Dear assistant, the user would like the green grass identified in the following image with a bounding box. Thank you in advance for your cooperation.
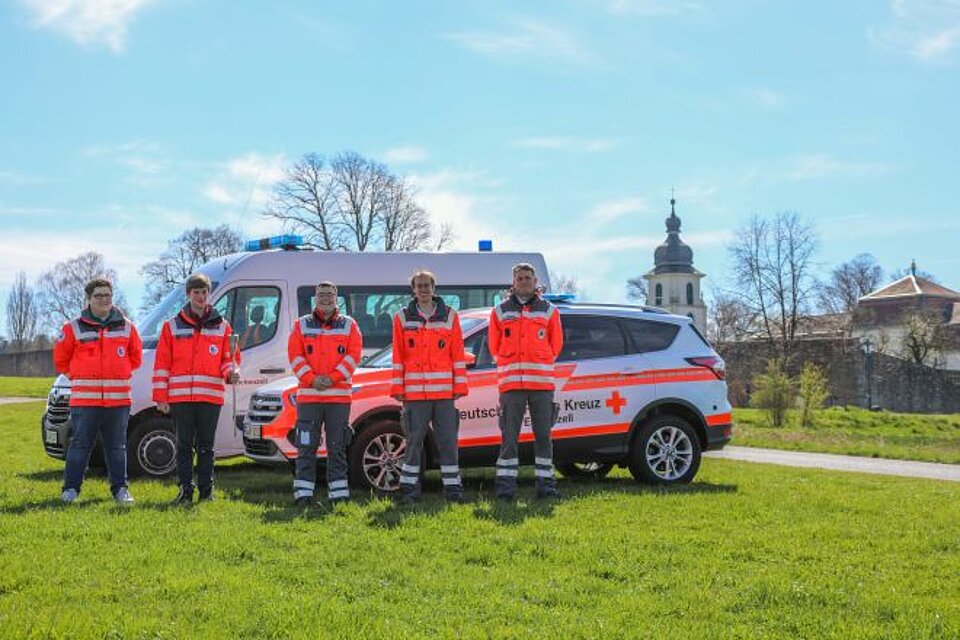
[1,402,959,639]
[0,376,55,398]
[734,406,960,464]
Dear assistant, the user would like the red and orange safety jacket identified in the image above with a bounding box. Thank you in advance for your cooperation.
[152,305,239,406]
[390,297,468,401]
[288,308,362,404]
[488,294,563,393]
[53,307,143,407]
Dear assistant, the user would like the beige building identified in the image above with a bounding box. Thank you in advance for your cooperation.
[643,198,707,332]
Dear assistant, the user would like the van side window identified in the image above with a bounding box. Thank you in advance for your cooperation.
[557,315,627,362]
[622,318,680,354]
[216,287,281,350]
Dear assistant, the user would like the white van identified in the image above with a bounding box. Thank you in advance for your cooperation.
[41,237,549,478]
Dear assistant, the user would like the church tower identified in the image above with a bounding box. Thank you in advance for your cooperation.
[643,198,707,332]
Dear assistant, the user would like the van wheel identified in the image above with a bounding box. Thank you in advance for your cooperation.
[349,420,407,493]
[628,415,701,485]
[556,462,614,479]
[127,416,177,478]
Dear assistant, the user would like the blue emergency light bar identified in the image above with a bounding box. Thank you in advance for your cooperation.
[244,235,303,252]
[543,293,576,303]
[478,239,493,252]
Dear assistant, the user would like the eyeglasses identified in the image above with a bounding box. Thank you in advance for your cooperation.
[91,293,113,300]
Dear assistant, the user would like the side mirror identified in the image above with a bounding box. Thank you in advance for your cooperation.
[464,351,477,369]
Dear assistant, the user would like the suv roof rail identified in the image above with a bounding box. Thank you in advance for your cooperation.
[552,300,673,315]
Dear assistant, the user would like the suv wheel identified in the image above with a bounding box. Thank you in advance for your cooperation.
[556,461,614,479]
[629,415,701,485]
[127,416,177,478]
[349,420,407,493]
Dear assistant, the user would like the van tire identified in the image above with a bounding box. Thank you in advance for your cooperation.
[348,420,407,493]
[628,414,701,485]
[127,415,177,478]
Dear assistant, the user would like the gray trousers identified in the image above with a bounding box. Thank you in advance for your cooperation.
[496,390,558,498]
[399,399,463,499]
[293,402,352,501]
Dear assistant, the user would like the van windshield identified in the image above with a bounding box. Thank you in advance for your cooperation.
[138,281,219,349]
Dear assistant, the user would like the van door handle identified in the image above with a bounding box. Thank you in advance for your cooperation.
[260,367,286,374]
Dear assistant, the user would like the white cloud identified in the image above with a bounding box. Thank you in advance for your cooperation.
[786,154,893,181]
[869,0,960,62]
[443,20,596,66]
[382,146,429,165]
[83,140,168,181]
[750,88,787,108]
[201,152,289,237]
[512,136,619,152]
[20,0,154,53]
[607,0,704,16]
[588,197,650,223]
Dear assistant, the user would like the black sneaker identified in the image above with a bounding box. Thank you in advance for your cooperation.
[294,496,312,507]
[445,493,468,504]
[198,488,215,502]
[172,487,194,505]
[397,493,420,506]
[495,493,515,503]
[536,488,561,500]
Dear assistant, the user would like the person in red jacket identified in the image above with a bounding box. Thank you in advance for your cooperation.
[288,281,362,506]
[54,278,143,505]
[153,273,240,505]
[391,270,469,504]
[488,263,564,500]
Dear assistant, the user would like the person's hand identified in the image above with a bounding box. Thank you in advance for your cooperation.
[227,370,240,384]
[312,375,332,390]
[454,393,466,400]
[157,402,170,414]
[391,394,404,403]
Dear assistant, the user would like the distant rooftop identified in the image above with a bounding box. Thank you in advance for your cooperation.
[859,275,960,302]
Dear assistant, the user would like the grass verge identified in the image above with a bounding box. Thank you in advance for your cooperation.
[733,406,960,464]
[0,376,55,398]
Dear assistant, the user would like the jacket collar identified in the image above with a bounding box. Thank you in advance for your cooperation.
[79,306,124,328]
[312,306,340,327]
[178,303,223,328]
[406,296,447,322]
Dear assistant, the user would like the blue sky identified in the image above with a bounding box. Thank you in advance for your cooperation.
[2,0,959,325]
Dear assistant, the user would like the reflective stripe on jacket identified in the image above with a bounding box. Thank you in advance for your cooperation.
[390,297,468,401]
[488,294,563,393]
[152,305,239,406]
[53,308,143,407]
[287,309,363,404]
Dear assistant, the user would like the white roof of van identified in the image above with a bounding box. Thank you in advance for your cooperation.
[196,250,549,288]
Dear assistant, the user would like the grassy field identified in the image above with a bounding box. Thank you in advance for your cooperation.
[0,376,55,398]
[1,401,958,638]
[733,406,960,464]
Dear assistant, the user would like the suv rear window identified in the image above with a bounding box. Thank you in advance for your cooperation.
[557,315,627,362]
[622,318,680,354]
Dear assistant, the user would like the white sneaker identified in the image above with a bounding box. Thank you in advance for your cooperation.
[113,487,134,505]
[61,488,78,503]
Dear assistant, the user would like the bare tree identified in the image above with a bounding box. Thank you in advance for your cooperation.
[626,276,647,303]
[818,253,884,314]
[901,310,945,367]
[889,264,940,284]
[727,211,818,357]
[5,271,39,352]
[36,252,130,332]
[708,290,757,343]
[549,272,580,295]
[263,151,449,252]
[139,225,243,310]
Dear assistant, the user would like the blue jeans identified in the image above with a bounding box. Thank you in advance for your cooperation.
[63,406,130,495]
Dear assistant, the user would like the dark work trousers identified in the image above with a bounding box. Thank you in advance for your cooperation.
[293,402,352,501]
[495,390,558,498]
[171,402,221,495]
[399,399,463,500]
[63,406,130,496]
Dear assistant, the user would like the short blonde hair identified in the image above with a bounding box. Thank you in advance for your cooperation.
[409,270,436,288]
[316,281,338,292]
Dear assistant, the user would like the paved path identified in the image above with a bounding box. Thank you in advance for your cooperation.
[0,397,44,405]
[705,446,960,482]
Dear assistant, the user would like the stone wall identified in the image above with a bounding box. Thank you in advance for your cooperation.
[0,349,56,377]
[718,338,960,414]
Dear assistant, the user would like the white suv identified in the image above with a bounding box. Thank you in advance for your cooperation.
[242,302,732,491]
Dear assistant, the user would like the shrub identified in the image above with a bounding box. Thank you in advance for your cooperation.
[750,358,793,427]
[796,362,829,428]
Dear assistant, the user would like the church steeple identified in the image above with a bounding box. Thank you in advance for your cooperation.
[653,197,695,274]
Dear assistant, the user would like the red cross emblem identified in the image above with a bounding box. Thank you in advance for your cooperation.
[605,390,627,415]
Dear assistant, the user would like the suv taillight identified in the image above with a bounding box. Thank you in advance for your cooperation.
[686,356,725,380]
